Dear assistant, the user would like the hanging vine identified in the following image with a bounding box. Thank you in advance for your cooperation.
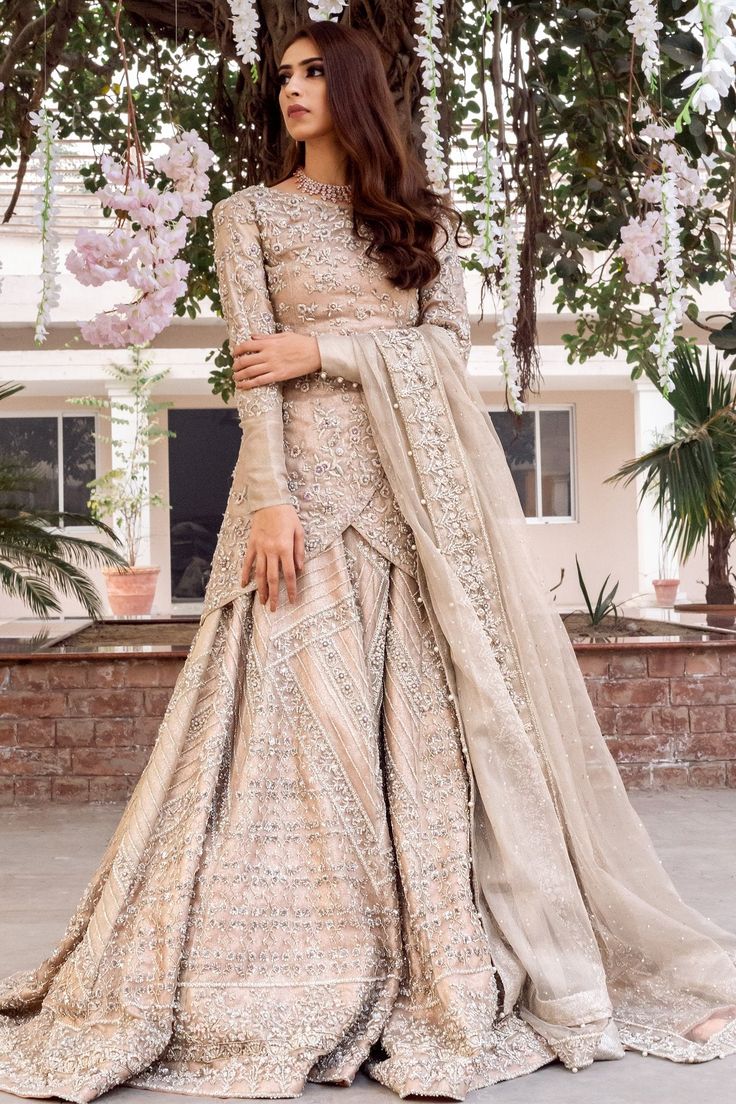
[1,1,736,409]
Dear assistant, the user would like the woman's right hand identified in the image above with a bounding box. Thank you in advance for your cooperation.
[241,504,305,612]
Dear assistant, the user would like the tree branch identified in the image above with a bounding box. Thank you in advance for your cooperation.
[0,3,60,89]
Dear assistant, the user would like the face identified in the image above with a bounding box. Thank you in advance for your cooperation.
[277,37,333,139]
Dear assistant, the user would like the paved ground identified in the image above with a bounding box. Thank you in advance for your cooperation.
[1,791,735,1104]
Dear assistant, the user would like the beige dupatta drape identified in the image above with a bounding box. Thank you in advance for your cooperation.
[337,319,736,1072]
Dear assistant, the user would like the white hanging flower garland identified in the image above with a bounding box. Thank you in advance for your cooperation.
[651,151,685,395]
[228,0,260,78]
[474,135,504,270]
[616,120,692,394]
[678,0,736,125]
[474,135,524,414]
[414,0,448,191]
[627,0,663,87]
[621,7,723,394]
[28,104,63,345]
[308,1,348,19]
[496,217,524,414]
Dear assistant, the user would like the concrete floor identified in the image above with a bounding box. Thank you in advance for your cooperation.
[1,791,735,1104]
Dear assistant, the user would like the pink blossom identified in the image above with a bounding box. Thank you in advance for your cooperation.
[65,227,135,285]
[68,130,212,346]
[617,211,663,284]
[153,130,214,218]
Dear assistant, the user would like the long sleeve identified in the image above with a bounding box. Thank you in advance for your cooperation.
[212,193,292,512]
[315,213,471,383]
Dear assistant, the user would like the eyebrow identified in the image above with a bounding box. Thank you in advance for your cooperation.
[277,56,323,72]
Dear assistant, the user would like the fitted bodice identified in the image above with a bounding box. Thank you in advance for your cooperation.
[254,184,420,337]
[227,185,415,562]
[202,182,471,619]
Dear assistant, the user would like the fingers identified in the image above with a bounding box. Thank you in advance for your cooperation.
[236,370,277,390]
[254,548,284,612]
[232,333,314,389]
[242,537,257,588]
[255,550,268,606]
[231,334,273,357]
[294,524,305,573]
[246,513,305,612]
[266,553,280,612]
[233,357,270,385]
[231,336,269,362]
[282,547,298,605]
[244,542,280,609]
[232,346,276,389]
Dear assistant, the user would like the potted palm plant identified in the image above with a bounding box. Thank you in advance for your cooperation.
[0,382,129,619]
[607,340,736,627]
[67,346,176,616]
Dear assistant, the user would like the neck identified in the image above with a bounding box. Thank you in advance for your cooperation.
[302,137,348,186]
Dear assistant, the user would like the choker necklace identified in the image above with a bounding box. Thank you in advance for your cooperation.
[294,166,352,203]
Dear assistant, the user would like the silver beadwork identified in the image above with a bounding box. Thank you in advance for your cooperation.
[294,166,352,203]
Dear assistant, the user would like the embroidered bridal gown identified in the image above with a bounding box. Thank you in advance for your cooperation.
[2,183,736,1103]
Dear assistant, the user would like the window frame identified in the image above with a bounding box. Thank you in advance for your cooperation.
[0,409,99,530]
[486,402,578,525]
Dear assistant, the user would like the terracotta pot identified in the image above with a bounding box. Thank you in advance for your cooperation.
[652,578,680,607]
[101,565,160,616]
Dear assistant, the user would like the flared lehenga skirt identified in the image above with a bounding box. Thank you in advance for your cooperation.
[0,524,557,1104]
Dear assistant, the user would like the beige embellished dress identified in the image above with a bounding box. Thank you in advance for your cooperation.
[2,182,736,1103]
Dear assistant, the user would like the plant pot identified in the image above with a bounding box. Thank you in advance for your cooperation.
[652,578,680,607]
[102,565,160,616]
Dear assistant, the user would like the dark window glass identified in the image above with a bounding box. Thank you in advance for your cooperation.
[62,416,96,517]
[489,410,537,517]
[0,417,59,513]
[489,408,574,519]
[168,408,241,602]
[539,410,572,517]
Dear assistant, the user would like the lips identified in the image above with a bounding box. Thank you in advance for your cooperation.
[288,106,309,117]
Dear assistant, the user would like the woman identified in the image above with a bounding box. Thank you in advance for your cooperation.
[1,17,736,1103]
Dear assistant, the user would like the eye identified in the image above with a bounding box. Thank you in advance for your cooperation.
[278,65,324,86]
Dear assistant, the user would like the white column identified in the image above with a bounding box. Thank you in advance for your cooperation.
[633,381,677,597]
[105,385,152,568]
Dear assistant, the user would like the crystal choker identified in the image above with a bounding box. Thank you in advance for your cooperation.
[294,166,352,203]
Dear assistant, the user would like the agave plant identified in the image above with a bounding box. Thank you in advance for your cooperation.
[574,554,621,626]
[607,341,736,605]
[0,382,129,619]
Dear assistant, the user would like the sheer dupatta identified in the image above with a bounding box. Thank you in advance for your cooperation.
[318,316,736,1072]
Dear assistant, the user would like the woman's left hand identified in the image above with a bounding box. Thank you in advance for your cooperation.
[232,333,321,389]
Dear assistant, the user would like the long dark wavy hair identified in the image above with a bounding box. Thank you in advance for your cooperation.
[271,20,466,292]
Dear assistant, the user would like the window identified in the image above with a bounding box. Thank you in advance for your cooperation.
[167,407,242,602]
[0,414,96,524]
[488,406,575,521]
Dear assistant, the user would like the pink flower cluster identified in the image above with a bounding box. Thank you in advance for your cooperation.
[153,129,214,218]
[617,210,663,284]
[65,131,214,346]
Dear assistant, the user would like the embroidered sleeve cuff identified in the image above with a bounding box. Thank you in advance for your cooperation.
[315,334,361,384]
[239,409,293,513]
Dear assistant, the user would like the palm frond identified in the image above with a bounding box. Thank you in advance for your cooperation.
[607,340,736,565]
[0,392,129,616]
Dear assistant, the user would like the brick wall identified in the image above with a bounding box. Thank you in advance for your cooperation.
[1,641,735,803]
[576,642,736,789]
[0,657,182,804]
